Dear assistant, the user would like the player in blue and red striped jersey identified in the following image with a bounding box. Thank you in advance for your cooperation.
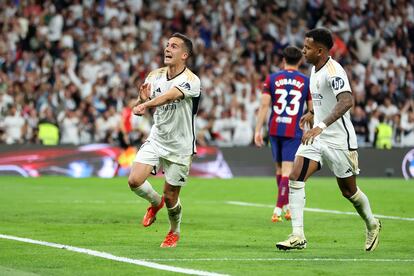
[255,46,313,223]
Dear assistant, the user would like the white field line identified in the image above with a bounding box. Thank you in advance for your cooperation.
[143,258,414,263]
[226,201,414,221]
[1,234,413,265]
[35,200,139,204]
[0,234,227,276]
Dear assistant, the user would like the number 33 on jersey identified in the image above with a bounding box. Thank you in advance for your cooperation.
[263,69,311,138]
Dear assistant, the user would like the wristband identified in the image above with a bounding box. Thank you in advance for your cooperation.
[309,110,314,115]
[317,122,327,130]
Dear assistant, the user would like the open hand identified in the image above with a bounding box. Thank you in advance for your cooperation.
[254,132,264,147]
[137,83,151,102]
[301,127,322,145]
[299,112,314,130]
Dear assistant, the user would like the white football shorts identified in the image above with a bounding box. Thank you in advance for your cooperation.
[295,139,360,178]
[134,141,191,186]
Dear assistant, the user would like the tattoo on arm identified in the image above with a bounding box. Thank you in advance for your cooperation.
[323,92,353,127]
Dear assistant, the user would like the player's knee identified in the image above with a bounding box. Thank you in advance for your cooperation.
[128,175,145,189]
[288,170,300,181]
[341,189,354,199]
[163,192,174,206]
[163,190,178,207]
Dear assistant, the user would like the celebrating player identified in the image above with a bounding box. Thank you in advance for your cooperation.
[255,46,312,223]
[276,28,381,251]
[128,33,201,248]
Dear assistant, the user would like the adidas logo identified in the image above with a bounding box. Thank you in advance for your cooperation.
[178,177,185,182]
[345,168,352,174]
[152,88,161,98]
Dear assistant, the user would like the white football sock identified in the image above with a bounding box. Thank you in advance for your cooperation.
[131,180,161,207]
[167,199,182,234]
[348,187,377,230]
[273,206,282,216]
[289,180,306,237]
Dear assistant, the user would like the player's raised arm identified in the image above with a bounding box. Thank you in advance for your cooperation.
[133,87,183,115]
[255,93,271,147]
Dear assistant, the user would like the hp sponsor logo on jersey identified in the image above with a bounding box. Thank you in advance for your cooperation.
[331,77,345,90]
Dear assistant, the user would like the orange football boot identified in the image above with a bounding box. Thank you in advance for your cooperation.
[142,197,164,227]
[284,210,291,221]
[271,214,283,223]
[160,231,180,248]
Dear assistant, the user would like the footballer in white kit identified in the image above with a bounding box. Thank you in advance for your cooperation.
[296,57,359,178]
[128,33,201,248]
[135,66,201,185]
[276,28,381,252]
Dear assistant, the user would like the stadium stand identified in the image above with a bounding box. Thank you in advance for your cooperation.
[0,0,413,147]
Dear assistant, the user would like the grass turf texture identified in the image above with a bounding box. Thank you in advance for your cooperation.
[0,176,413,275]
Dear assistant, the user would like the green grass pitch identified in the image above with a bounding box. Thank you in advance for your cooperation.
[0,176,413,275]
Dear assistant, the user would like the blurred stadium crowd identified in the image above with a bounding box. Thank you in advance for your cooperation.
[0,0,413,148]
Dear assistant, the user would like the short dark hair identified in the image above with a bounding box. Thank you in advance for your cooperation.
[283,46,303,65]
[305,28,334,50]
[171,32,193,57]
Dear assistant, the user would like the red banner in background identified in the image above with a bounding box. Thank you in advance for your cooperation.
[0,144,233,178]
[0,144,411,178]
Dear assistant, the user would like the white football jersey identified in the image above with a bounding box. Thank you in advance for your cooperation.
[310,57,358,150]
[144,67,201,164]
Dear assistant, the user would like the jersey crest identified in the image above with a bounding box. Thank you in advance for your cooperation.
[179,82,191,90]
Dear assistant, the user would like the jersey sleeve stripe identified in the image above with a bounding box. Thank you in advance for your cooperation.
[184,71,195,81]
[327,61,336,76]
[185,68,198,81]
[148,67,167,78]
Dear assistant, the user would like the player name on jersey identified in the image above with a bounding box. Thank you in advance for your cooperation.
[274,78,305,89]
